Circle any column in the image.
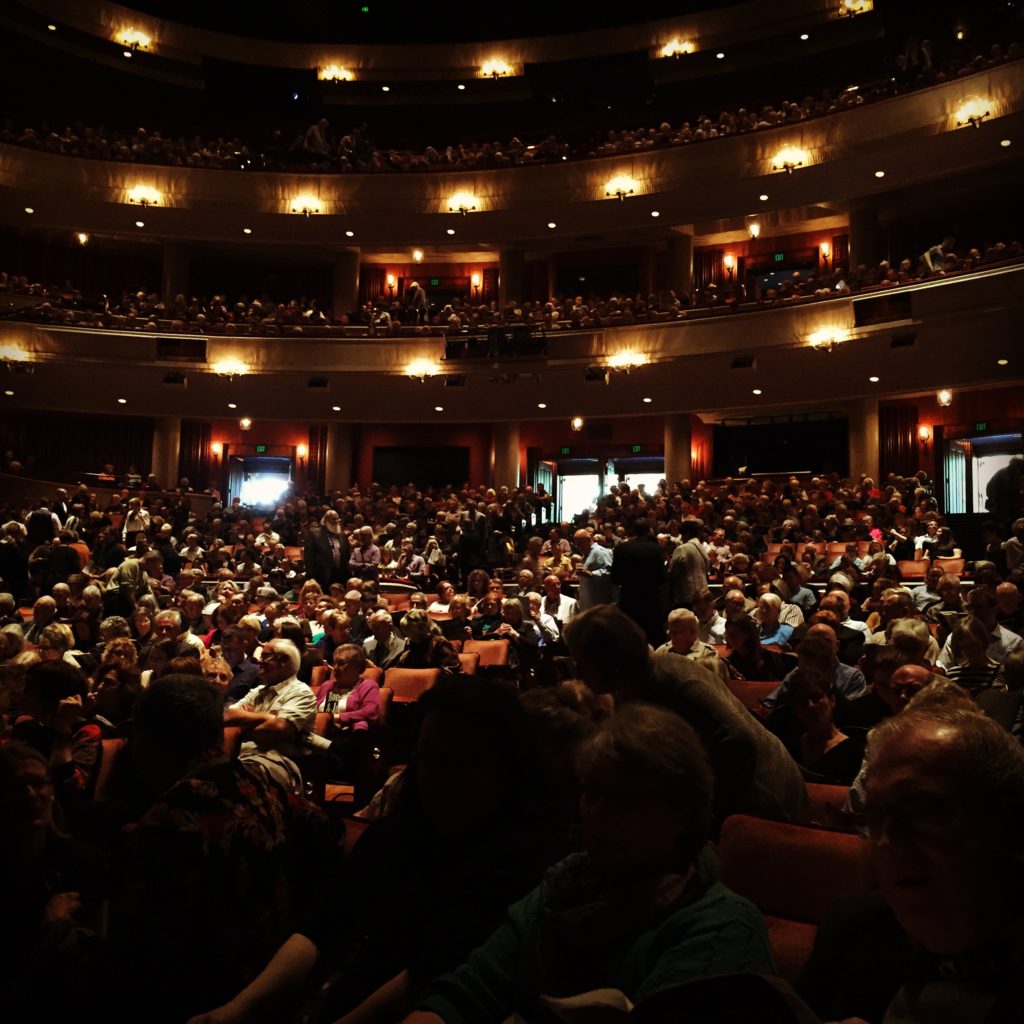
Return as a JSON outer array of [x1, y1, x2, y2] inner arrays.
[[665, 228, 694, 298], [499, 248, 525, 308], [491, 421, 521, 489], [546, 255, 558, 301], [848, 397, 880, 482], [151, 416, 181, 490], [848, 205, 879, 275], [332, 249, 360, 319], [663, 414, 692, 486], [161, 242, 190, 304], [324, 422, 353, 494]]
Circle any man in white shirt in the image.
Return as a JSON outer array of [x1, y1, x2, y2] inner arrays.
[[526, 592, 560, 645], [426, 580, 455, 614], [573, 530, 615, 609], [936, 587, 1022, 670], [542, 574, 578, 626]]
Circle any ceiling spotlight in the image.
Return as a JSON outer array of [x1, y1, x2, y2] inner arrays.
[[869, 375, 880, 382], [117, 397, 127, 404], [571, 416, 584, 431], [345, 230, 355, 237], [331, 404, 342, 411], [642, 397, 653, 403], [998, 358, 1009, 366], [537, 402, 547, 409], [752, 388, 763, 396], [123, 50, 133, 58], [759, 194, 769, 201], [547, 222, 557, 229], [446, 228, 455, 235], [650, 210, 660, 218], [434, 405, 444, 412], [243, 227, 252, 234], [936, 388, 953, 407], [457, 83, 466, 91], [227, 402, 237, 409], [1001, 139, 1012, 147], [135, 220, 145, 228], [76, 232, 89, 245], [800, 33, 809, 41], [3, 390, 13, 397], [716, 52, 725, 59], [47, 24, 56, 31], [24, 207, 34, 214], [381, 85, 390, 92]]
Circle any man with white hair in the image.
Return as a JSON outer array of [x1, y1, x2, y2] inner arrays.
[[304, 508, 350, 590], [363, 609, 406, 669], [754, 592, 794, 646], [657, 607, 731, 686], [348, 525, 381, 580], [572, 529, 614, 610]]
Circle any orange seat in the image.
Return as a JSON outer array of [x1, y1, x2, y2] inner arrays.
[[464, 638, 511, 668], [385, 593, 412, 613], [310, 664, 331, 691], [94, 737, 127, 800], [457, 651, 480, 676], [726, 680, 777, 715], [898, 559, 931, 580], [935, 557, 965, 576], [283, 546, 303, 562], [826, 542, 848, 558], [383, 666, 440, 703], [222, 726, 243, 758], [364, 665, 384, 684], [718, 814, 872, 985], [804, 782, 850, 828]]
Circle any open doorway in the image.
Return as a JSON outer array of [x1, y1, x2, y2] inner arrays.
[[942, 432, 1022, 514], [228, 455, 293, 508]]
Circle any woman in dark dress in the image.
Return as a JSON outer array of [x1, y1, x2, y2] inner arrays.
[[786, 669, 867, 785], [723, 614, 793, 681]]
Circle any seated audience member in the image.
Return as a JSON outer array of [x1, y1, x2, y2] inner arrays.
[[469, 595, 503, 638], [791, 599, 865, 667], [310, 643, 381, 774], [90, 663, 142, 737], [754, 592, 794, 646], [201, 655, 233, 692], [942, 615, 1007, 693], [781, 669, 867, 785], [566, 606, 806, 824], [912, 564, 945, 613], [764, 625, 867, 709], [426, 581, 456, 614], [996, 579, 1024, 635], [108, 675, 327, 1023], [0, 743, 107, 1020], [24, 595, 57, 644], [525, 591, 561, 646], [936, 585, 1023, 669], [722, 614, 793, 682], [802, 707, 1024, 1022], [224, 638, 316, 792], [219, 624, 262, 703], [190, 682, 563, 1024], [364, 608, 406, 668], [692, 589, 727, 643], [394, 609, 461, 677], [926, 572, 966, 642], [656, 607, 731, 686], [408, 705, 774, 1024], [439, 594, 474, 642], [8, 660, 99, 803], [316, 609, 352, 663]]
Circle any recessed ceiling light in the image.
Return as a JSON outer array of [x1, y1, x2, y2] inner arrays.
[[874, 170, 885, 178], [381, 85, 390, 92], [998, 358, 1009, 366], [716, 52, 725, 59], [331, 404, 342, 411], [869, 375, 880, 382], [759, 194, 769, 201], [24, 207, 34, 214], [123, 50, 132, 58], [547, 221, 557, 229], [135, 220, 144, 228], [642, 397, 653, 403], [243, 227, 252, 234], [446, 228, 455, 235], [752, 388, 762, 395], [117, 398, 127, 404], [345, 230, 354, 237], [1001, 139, 1012, 147], [227, 402, 237, 409], [457, 84, 466, 91], [650, 210, 660, 218], [434, 405, 444, 412], [800, 33, 809, 40], [3, 390, 13, 396], [537, 402, 547, 409], [47, 24, 56, 31]]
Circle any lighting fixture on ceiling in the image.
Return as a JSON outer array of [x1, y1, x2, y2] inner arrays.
[[127, 184, 161, 207], [807, 327, 846, 352], [412, 249, 424, 262], [752, 388, 763, 395], [211, 357, 249, 380], [571, 416, 584, 432], [607, 352, 649, 372], [448, 191, 478, 216], [76, 232, 89, 245], [239, 417, 253, 431], [290, 193, 321, 217], [956, 98, 990, 129], [318, 65, 354, 82], [936, 388, 953, 407], [659, 39, 695, 58], [481, 58, 512, 79], [407, 358, 441, 381], [605, 174, 638, 201], [748, 222, 761, 239], [772, 146, 807, 173]]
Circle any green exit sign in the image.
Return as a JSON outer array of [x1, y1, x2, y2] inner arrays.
[[976, 422, 987, 432], [255, 444, 267, 454], [430, 277, 441, 287], [632, 444, 642, 453], [773, 252, 785, 263], [560, 447, 570, 456]]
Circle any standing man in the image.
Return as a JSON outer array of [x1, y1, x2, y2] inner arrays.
[[573, 529, 614, 610], [611, 518, 667, 647], [405, 280, 429, 325], [304, 509, 351, 590], [668, 518, 709, 610]]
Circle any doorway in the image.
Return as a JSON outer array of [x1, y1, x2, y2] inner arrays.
[[942, 432, 1022, 514], [228, 455, 294, 508]]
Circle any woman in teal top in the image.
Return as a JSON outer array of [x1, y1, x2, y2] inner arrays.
[[407, 704, 775, 1024]]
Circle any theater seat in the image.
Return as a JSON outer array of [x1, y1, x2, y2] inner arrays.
[[898, 559, 931, 580], [935, 557, 965, 576], [94, 737, 127, 800], [718, 814, 872, 985], [383, 666, 440, 703], [310, 664, 331, 690], [726, 680, 777, 716], [804, 782, 851, 829], [222, 726, 243, 758], [464, 638, 510, 668], [458, 651, 480, 676]]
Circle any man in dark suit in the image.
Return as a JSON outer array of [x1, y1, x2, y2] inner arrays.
[[304, 509, 350, 590], [611, 518, 667, 647]]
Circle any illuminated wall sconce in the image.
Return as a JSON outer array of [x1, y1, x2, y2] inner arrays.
[[807, 327, 846, 352], [917, 425, 931, 449], [386, 274, 398, 299], [839, 0, 874, 15], [296, 443, 308, 468], [607, 352, 649, 372], [481, 58, 513, 79], [412, 249, 424, 263], [290, 193, 321, 217], [471, 272, 481, 298], [406, 358, 441, 381], [771, 147, 807, 173], [210, 357, 249, 380], [118, 28, 151, 51], [723, 253, 735, 280], [748, 222, 761, 239], [936, 388, 953, 407], [211, 442, 223, 458], [318, 65, 354, 81], [448, 191, 479, 216], [127, 184, 161, 207], [956, 98, 990, 128], [75, 232, 90, 246], [0, 343, 31, 366], [659, 38, 695, 58], [605, 174, 638, 201], [570, 416, 585, 432], [820, 241, 832, 266], [239, 417, 253, 431]]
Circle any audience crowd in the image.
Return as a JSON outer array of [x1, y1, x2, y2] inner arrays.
[[3, 461, 1024, 1022]]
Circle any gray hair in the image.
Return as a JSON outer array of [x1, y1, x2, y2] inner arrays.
[[888, 618, 931, 659], [154, 609, 184, 632], [667, 607, 698, 628], [757, 592, 782, 610], [262, 637, 301, 676]]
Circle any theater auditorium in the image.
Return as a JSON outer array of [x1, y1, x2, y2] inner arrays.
[[2, 1, 1024, 1021]]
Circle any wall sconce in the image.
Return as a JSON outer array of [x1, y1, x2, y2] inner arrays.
[[724, 253, 735, 280], [211, 442, 223, 458], [406, 358, 441, 381], [296, 443, 308, 470], [917, 425, 931, 449], [127, 184, 161, 207], [772, 147, 807, 173], [0, 343, 31, 367], [239, 417, 252, 431], [412, 249, 424, 263], [570, 416, 584, 432], [481, 58, 512, 79], [290, 193, 321, 217], [807, 327, 846, 352], [605, 174, 638, 201], [937, 388, 953, 407], [820, 242, 831, 265], [659, 39, 695, 58], [956, 98, 990, 128], [76, 232, 90, 246], [386, 273, 396, 298], [748, 222, 761, 239], [210, 357, 249, 381], [448, 191, 478, 216], [839, 0, 874, 15], [471, 272, 481, 298], [318, 65, 354, 81], [118, 28, 151, 51], [608, 352, 649, 373]]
